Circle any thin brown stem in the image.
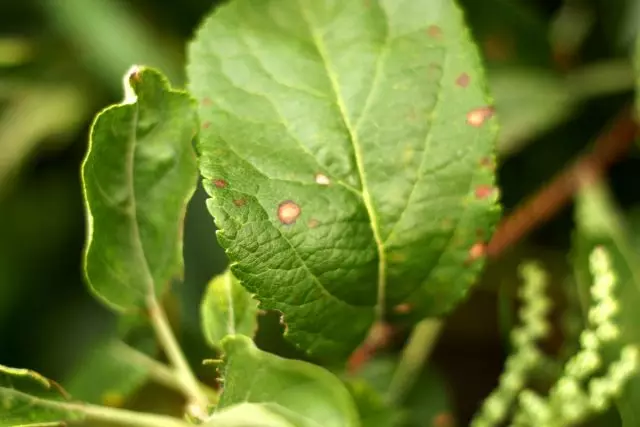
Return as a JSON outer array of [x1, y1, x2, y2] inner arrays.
[[487, 106, 637, 259]]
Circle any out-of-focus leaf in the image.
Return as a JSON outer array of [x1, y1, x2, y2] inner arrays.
[[345, 380, 404, 427], [82, 67, 198, 311], [201, 269, 258, 349], [459, 0, 551, 68], [40, 0, 182, 89], [0, 84, 88, 194], [574, 180, 640, 427], [217, 335, 360, 427], [189, 0, 500, 360], [0, 365, 84, 426], [63, 340, 149, 407], [346, 355, 452, 427], [491, 69, 574, 156]]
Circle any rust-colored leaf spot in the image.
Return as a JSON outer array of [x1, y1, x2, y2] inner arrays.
[[479, 156, 495, 170], [393, 303, 412, 314], [475, 184, 495, 200], [432, 412, 456, 427], [213, 179, 227, 189], [233, 199, 246, 207], [202, 121, 211, 129], [127, 66, 142, 84], [468, 242, 486, 262], [455, 72, 470, 87], [202, 97, 213, 106], [278, 200, 301, 225], [308, 218, 320, 228], [466, 106, 494, 127], [427, 25, 442, 39], [315, 173, 330, 185]]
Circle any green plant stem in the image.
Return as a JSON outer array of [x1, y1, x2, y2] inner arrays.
[[147, 295, 210, 411], [8, 388, 191, 427], [112, 341, 218, 402], [386, 318, 443, 405]]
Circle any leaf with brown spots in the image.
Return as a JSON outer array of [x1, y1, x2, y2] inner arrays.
[[189, 0, 500, 360]]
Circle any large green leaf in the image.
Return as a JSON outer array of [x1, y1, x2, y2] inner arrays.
[[201, 269, 259, 349], [189, 0, 500, 359], [216, 335, 360, 427], [0, 365, 84, 426], [573, 180, 640, 426], [82, 67, 198, 310]]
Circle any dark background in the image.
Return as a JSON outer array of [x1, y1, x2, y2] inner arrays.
[[1, 0, 639, 424]]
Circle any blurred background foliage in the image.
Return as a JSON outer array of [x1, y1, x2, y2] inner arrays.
[[1, 0, 640, 425]]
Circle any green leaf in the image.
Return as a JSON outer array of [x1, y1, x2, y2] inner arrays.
[[82, 66, 198, 311], [189, 0, 500, 359], [216, 335, 360, 427], [490, 69, 574, 157], [205, 402, 319, 427], [573, 180, 640, 426], [344, 380, 403, 427], [201, 269, 259, 349], [63, 340, 149, 407], [0, 365, 84, 427]]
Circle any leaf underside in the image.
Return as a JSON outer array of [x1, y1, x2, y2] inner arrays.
[[0, 366, 83, 427], [82, 67, 198, 311], [217, 335, 360, 427], [189, 0, 500, 359], [201, 269, 259, 349]]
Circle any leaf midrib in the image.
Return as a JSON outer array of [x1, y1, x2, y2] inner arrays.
[[296, 0, 387, 319], [125, 101, 156, 298]]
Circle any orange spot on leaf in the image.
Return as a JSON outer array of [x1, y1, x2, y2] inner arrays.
[[202, 97, 213, 106], [393, 303, 412, 314], [432, 412, 456, 427], [455, 72, 470, 87], [466, 106, 494, 127], [233, 199, 246, 207], [278, 201, 301, 225], [475, 185, 495, 200], [213, 179, 227, 189], [308, 218, 320, 228], [202, 121, 211, 129], [427, 25, 443, 39], [468, 243, 486, 262]]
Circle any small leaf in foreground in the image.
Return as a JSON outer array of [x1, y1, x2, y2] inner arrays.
[[573, 179, 640, 426], [205, 402, 318, 427], [189, 0, 500, 360], [0, 365, 83, 427], [201, 269, 259, 349], [82, 66, 198, 311], [216, 335, 360, 427]]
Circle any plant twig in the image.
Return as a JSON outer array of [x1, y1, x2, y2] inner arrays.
[[111, 341, 218, 402], [7, 387, 190, 427], [487, 106, 638, 259], [146, 295, 210, 412], [385, 319, 443, 405]]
